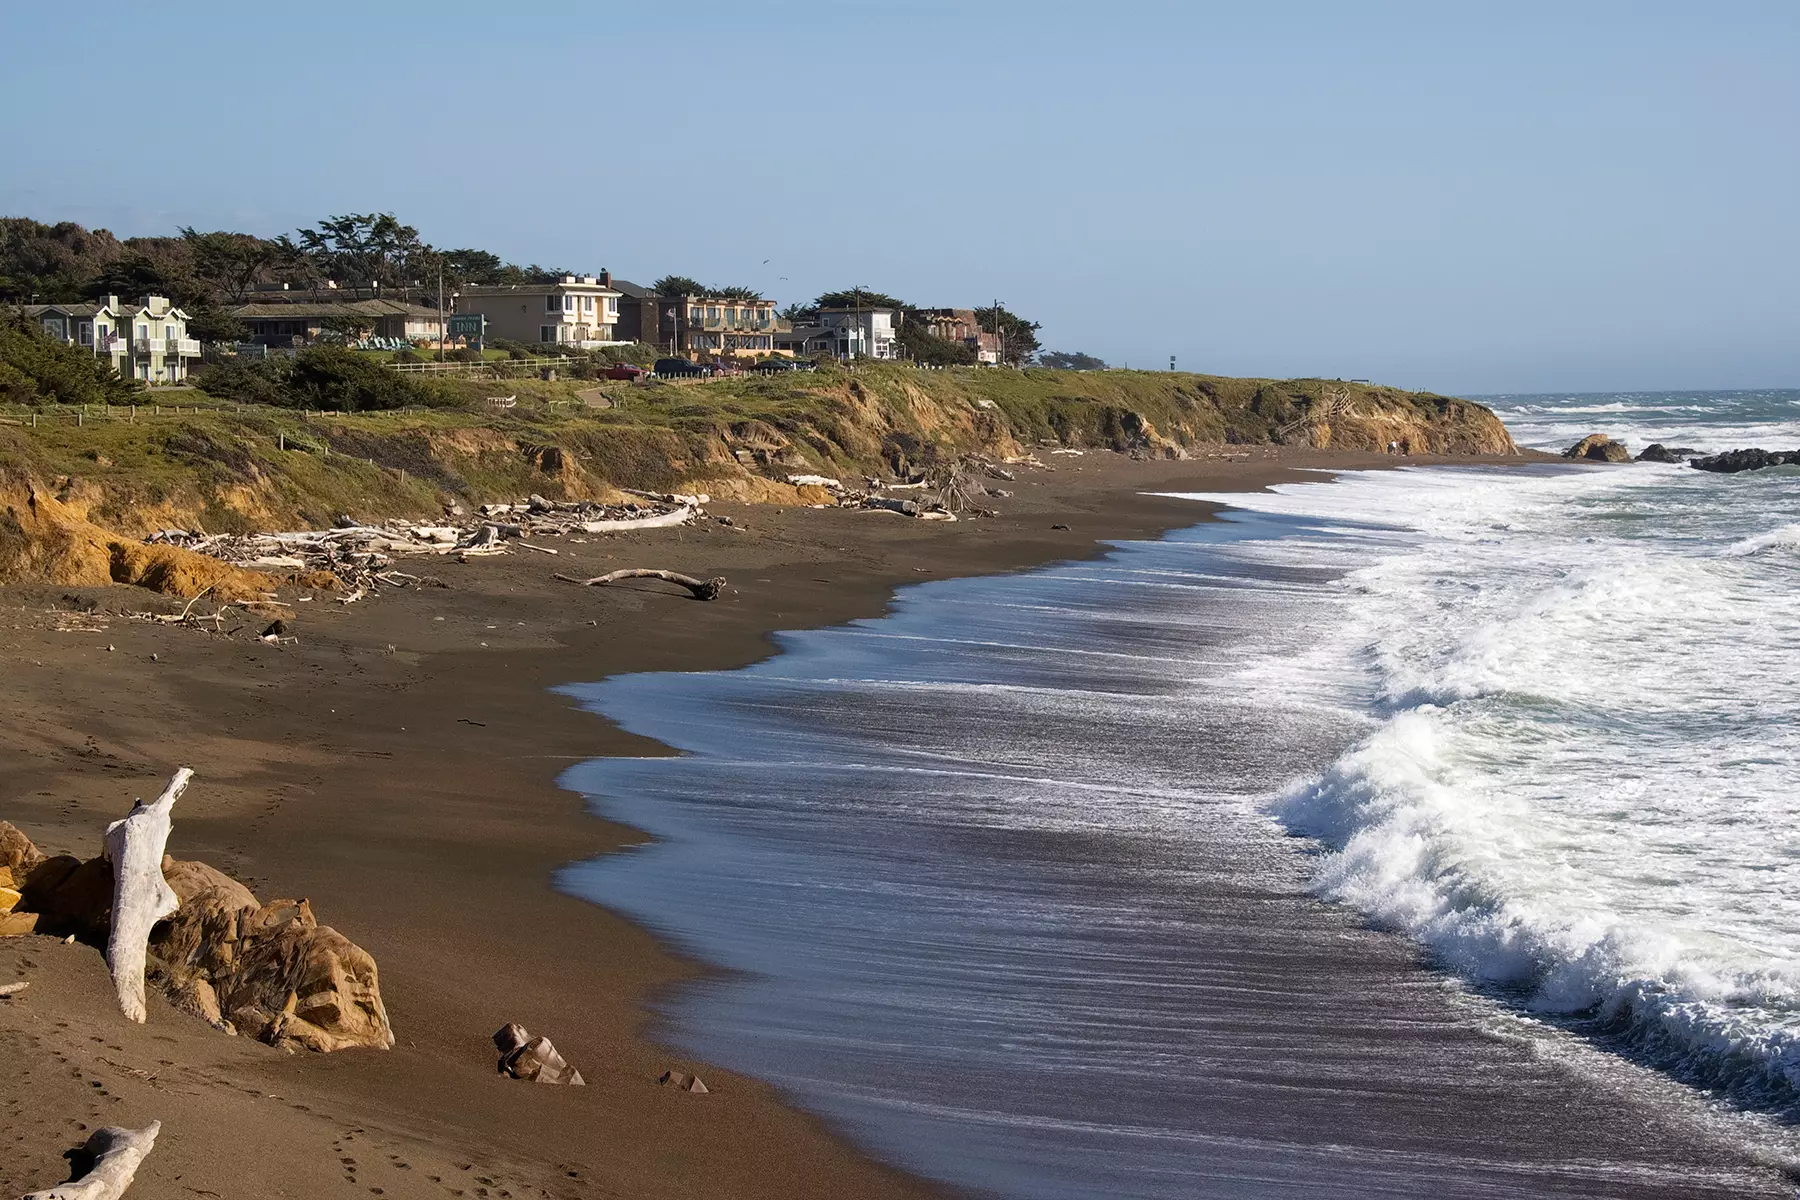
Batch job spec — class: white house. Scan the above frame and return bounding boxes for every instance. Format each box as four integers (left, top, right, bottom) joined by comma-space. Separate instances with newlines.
815, 306, 900, 360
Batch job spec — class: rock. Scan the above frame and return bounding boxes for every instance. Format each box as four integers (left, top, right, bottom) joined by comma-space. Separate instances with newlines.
1636, 443, 1701, 463
0, 821, 45, 876
260, 619, 288, 638
658, 1070, 709, 1094
494, 1023, 584, 1085
1562, 433, 1631, 462
19, 855, 113, 940
0, 981, 27, 997
20, 847, 391, 1051
0, 884, 21, 913
149, 864, 393, 1052
0, 912, 40, 936
1689, 448, 1800, 474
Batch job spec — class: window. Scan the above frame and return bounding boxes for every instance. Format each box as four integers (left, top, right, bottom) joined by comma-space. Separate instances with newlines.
546, 295, 561, 312
78, 321, 92, 345
582, 295, 594, 312
605, 297, 618, 314
688, 307, 701, 321
563, 296, 575, 312
165, 324, 175, 342
540, 326, 554, 342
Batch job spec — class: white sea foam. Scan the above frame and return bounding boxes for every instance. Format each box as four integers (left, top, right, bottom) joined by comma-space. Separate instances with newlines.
1168, 446, 1800, 1111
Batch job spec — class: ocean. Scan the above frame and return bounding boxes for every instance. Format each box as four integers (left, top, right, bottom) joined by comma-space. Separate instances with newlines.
559, 389, 1800, 1198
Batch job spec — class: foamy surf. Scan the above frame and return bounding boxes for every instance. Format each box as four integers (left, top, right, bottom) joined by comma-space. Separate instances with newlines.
1174, 433, 1800, 1117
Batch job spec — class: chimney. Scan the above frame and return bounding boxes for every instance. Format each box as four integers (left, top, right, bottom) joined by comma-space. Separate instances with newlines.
600, 269, 611, 287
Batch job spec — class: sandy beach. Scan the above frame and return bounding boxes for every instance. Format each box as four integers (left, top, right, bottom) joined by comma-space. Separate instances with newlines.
0, 447, 1434, 1200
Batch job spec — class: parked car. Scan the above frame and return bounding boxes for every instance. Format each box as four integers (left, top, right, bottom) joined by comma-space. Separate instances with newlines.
756, 358, 799, 373
654, 357, 707, 377
602, 362, 647, 380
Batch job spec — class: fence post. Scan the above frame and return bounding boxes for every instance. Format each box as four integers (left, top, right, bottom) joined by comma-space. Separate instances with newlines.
130, 405, 135, 424
279, 432, 285, 451
77, 410, 83, 427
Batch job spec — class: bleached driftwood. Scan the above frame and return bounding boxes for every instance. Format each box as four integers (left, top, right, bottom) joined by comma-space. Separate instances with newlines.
24, 1121, 161, 1199
104, 770, 191, 1023
554, 569, 726, 601
575, 508, 694, 534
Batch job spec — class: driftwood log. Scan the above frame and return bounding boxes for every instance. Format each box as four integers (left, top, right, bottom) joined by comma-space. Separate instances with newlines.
104, 769, 191, 1022
24, 1121, 161, 1199
554, 569, 726, 601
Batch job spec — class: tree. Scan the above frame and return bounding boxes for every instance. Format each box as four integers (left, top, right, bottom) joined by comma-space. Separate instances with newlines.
293, 213, 430, 296
179, 228, 276, 303
317, 312, 377, 344
814, 288, 906, 311
712, 285, 763, 300
1038, 350, 1108, 371
778, 302, 813, 323
898, 322, 977, 366
0, 313, 142, 406
653, 274, 708, 298
976, 304, 1041, 365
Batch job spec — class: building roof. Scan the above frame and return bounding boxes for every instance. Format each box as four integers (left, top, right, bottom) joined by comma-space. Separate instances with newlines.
232, 300, 437, 319
609, 278, 654, 299
15, 303, 103, 318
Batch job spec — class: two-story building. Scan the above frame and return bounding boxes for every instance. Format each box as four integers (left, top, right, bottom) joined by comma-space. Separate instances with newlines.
455, 275, 622, 347
917, 307, 1002, 364
19, 294, 201, 382
612, 279, 777, 357
814, 306, 901, 360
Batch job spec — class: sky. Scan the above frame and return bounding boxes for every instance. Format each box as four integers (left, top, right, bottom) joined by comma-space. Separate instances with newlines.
2, 1, 1795, 394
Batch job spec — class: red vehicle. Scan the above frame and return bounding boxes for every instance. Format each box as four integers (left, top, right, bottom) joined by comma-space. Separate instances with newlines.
601, 362, 647, 380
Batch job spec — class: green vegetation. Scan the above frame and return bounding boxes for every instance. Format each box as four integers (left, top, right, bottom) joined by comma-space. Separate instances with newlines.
1038, 351, 1108, 371
195, 347, 457, 412
0, 314, 143, 406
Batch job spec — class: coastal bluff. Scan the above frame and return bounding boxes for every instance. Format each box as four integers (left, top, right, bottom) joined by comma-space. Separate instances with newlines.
0, 365, 1516, 593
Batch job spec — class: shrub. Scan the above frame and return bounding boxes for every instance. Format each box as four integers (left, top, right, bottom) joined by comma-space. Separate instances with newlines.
0, 315, 143, 407
196, 346, 452, 411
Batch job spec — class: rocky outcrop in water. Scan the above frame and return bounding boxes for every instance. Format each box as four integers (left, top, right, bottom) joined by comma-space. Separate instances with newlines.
1563, 434, 1631, 462
1689, 449, 1800, 473
1637, 444, 1701, 463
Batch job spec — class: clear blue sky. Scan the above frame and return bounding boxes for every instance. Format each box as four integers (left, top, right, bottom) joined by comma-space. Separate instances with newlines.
2, 1, 1795, 393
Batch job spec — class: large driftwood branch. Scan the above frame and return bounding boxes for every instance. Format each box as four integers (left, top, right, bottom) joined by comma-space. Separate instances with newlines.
554, 569, 726, 601
104, 769, 191, 1023
24, 1121, 161, 1199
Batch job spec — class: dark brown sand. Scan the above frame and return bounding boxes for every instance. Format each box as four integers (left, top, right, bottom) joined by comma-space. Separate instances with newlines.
0, 447, 1426, 1199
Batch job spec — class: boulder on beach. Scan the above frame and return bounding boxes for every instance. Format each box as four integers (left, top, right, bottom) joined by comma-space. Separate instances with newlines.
659, 1069, 709, 1093
15, 841, 392, 1052
494, 1022, 585, 1085
0, 821, 45, 877
1689, 448, 1800, 474
152, 859, 394, 1052
1563, 433, 1631, 462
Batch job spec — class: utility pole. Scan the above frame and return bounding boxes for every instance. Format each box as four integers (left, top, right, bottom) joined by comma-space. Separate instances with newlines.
436, 261, 445, 363
993, 298, 1004, 367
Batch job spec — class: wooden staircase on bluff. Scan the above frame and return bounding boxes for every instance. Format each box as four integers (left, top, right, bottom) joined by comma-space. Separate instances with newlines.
1276, 386, 1352, 441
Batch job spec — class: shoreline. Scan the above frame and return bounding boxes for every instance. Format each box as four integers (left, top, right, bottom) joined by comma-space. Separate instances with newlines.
0, 447, 1529, 1199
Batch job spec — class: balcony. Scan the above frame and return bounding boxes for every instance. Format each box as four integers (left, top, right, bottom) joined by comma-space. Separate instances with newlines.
95, 334, 127, 356
136, 336, 166, 354
170, 337, 202, 356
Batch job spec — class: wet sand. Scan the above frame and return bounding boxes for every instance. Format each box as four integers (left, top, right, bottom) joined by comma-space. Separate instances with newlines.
0, 447, 1409, 1199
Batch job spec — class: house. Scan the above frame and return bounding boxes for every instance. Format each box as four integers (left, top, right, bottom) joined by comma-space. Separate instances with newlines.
613, 279, 778, 357
455, 275, 622, 347
772, 325, 839, 357
19, 294, 201, 383
814, 307, 901, 360
917, 307, 1002, 364
231, 298, 441, 347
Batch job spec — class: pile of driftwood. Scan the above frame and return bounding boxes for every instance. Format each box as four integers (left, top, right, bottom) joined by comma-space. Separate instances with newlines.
144, 492, 703, 597
788, 453, 1043, 522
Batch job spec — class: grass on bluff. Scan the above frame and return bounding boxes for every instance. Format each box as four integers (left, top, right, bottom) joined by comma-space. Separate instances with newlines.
1, 361, 1492, 536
